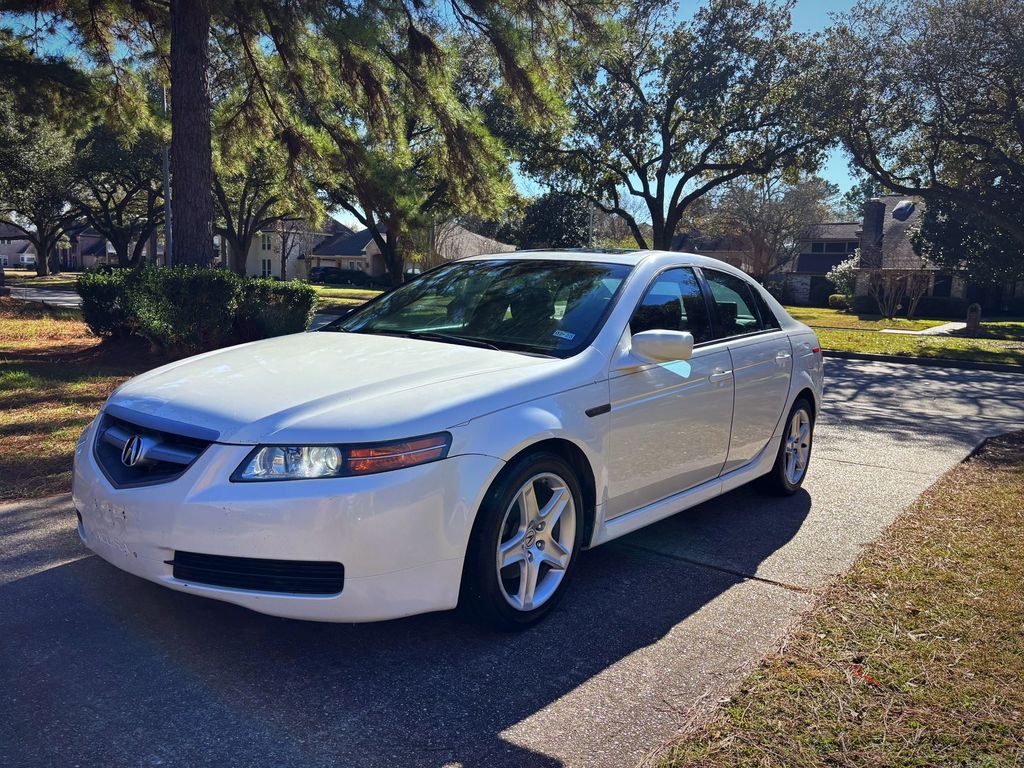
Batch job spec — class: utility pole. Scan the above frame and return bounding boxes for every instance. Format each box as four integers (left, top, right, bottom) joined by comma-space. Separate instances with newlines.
589, 201, 595, 248
161, 86, 173, 266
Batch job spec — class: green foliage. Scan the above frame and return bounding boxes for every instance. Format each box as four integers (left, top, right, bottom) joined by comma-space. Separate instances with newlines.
827, 294, 851, 310
519, 192, 589, 249
825, 252, 860, 296
0, 94, 76, 275
831, 0, 1024, 245
71, 123, 165, 266
126, 265, 239, 353
912, 192, 1024, 287
518, 1, 828, 249
74, 266, 317, 352
76, 269, 135, 338
234, 279, 317, 342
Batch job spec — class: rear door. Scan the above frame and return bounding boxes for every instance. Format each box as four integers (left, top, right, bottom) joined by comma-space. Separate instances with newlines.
700, 268, 792, 474
606, 267, 734, 517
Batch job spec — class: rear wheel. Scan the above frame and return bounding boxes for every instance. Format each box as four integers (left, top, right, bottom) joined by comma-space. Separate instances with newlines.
462, 452, 584, 629
760, 398, 814, 495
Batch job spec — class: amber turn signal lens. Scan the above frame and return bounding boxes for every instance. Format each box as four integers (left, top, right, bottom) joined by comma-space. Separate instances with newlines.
347, 434, 451, 474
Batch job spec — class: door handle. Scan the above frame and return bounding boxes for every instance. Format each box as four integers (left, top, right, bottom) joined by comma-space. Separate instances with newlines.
709, 368, 733, 383
775, 351, 792, 363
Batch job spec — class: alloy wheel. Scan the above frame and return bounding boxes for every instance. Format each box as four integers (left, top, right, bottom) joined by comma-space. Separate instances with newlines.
495, 472, 577, 611
784, 408, 811, 485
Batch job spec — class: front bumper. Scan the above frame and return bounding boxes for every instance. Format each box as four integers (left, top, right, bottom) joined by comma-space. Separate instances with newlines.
72, 418, 503, 622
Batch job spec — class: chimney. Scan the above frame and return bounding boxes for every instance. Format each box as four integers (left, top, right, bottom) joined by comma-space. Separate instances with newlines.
860, 197, 886, 268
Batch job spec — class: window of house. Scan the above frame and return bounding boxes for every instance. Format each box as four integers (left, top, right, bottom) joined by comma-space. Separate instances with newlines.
847, 241, 859, 252
349, 260, 359, 270
629, 267, 712, 344
703, 269, 764, 339
261, 233, 272, 251
810, 242, 824, 253
261, 258, 272, 278
0, 255, 8, 266
824, 242, 848, 253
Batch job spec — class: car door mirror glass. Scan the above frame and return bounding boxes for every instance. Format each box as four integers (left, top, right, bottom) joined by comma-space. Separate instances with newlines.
630, 329, 694, 362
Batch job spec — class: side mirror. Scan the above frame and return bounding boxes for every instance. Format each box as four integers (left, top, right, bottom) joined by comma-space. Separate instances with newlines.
630, 329, 694, 362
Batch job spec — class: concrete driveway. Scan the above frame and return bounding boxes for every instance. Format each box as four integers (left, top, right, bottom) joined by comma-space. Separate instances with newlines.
2, 359, 1023, 768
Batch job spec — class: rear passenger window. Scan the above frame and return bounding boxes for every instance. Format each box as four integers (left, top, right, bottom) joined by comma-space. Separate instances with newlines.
703, 270, 765, 339
629, 268, 712, 344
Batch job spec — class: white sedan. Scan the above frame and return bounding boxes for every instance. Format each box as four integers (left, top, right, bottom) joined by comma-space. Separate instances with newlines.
73, 250, 823, 628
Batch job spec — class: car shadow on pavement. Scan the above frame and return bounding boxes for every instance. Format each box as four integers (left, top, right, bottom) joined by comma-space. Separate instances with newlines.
0, 488, 810, 768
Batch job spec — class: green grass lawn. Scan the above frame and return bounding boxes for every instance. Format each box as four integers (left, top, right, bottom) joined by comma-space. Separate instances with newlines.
3, 271, 79, 290
817, 328, 1024, 366
664, 431, 1024, 768
783, 306, 947, 331
0, 301, 167, 501
310, 283, 382, 313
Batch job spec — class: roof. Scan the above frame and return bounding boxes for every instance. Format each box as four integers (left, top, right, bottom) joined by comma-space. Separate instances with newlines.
878, 195, 928, 269
312, 228, 379, 257
432, 222, 515, 261
671, 231, 747, 252
0, 222, 27, 240
804, 222, 861, 241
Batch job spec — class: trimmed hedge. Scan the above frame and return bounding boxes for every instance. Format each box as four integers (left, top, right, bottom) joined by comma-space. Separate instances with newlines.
234, 278, 317, 342
913, 295, 969, 319
827, 294, 851, 310
77, 269, 134, 338
76, 265, 316, 353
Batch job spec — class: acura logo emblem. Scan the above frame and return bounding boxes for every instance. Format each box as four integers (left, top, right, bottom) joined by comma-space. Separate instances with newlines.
121, 435, 145, 467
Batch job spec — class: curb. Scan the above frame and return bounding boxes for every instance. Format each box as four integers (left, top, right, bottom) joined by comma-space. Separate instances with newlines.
823, 349, 1024, 374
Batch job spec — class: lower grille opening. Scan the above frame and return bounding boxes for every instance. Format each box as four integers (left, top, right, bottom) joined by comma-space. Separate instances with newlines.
168, 551, 344, 596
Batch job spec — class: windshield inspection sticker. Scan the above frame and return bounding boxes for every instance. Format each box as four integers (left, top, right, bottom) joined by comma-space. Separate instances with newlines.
552, 330, 576, 341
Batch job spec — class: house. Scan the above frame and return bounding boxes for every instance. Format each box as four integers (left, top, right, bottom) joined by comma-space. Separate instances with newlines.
308, 227, 384, 277
670, 231, 747, 271
421, 221, 516, 269
0, 223, 36, 269
782, 221, 862, 304
243, 217, 353, 280
307, 222, 515, 278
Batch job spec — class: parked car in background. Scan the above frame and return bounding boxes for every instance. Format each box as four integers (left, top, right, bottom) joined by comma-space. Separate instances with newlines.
308, 266, 369, 286
74, 250, 823, 629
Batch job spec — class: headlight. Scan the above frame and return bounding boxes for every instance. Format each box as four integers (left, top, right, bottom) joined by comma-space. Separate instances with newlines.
231, 433, 452, 481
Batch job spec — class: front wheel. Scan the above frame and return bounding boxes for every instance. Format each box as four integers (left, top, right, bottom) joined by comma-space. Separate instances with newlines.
462, 452, 584, 630
760, 398, 814, 495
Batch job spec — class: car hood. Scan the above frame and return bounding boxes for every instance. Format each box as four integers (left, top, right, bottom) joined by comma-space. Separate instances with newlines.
106, 331, 591, 445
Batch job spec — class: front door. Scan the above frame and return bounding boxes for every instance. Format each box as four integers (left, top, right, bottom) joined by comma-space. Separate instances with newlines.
606, 267, 734, 518
701, 268, 793, 473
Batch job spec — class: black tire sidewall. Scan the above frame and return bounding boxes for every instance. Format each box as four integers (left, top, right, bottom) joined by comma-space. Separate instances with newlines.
462, 450, 585, 630
771, 398, 815, 495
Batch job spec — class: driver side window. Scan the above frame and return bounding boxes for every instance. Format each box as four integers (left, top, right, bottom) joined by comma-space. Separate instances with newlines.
629, 267, 712, 344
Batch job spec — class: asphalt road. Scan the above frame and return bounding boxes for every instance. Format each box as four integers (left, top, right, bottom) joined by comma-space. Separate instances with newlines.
2, 359, 1023, 768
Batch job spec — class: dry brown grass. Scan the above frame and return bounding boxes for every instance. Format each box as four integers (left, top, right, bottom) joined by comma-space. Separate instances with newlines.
663, 431, 1024, 767
0, 301, 169, 501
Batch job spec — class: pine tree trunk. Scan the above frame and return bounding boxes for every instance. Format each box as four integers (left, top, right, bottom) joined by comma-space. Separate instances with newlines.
170, 0, 214, 266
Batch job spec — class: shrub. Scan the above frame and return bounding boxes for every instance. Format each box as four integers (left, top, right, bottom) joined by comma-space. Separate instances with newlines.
76, 268, 134, 338
827, 293, 850, 310
808, 279, 836, 308
913, 296, 969, 319
234, 278, 317, 342
851, 294, 879, 315
128, 265, 240, 353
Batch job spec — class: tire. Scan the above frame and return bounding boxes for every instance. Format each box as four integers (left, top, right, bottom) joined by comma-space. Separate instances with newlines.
759, 397, 815, 496
462, 451, 585, 630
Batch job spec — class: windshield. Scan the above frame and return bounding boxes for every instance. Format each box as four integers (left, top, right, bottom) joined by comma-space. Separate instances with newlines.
327, 259, 633, 357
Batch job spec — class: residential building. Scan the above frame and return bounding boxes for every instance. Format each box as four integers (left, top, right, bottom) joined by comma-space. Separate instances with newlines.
243, 217, 353, 280
0, 223, 35, 269
783, 221, 861, 304
670, 231, 747, 271
307, 222, 515, 278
